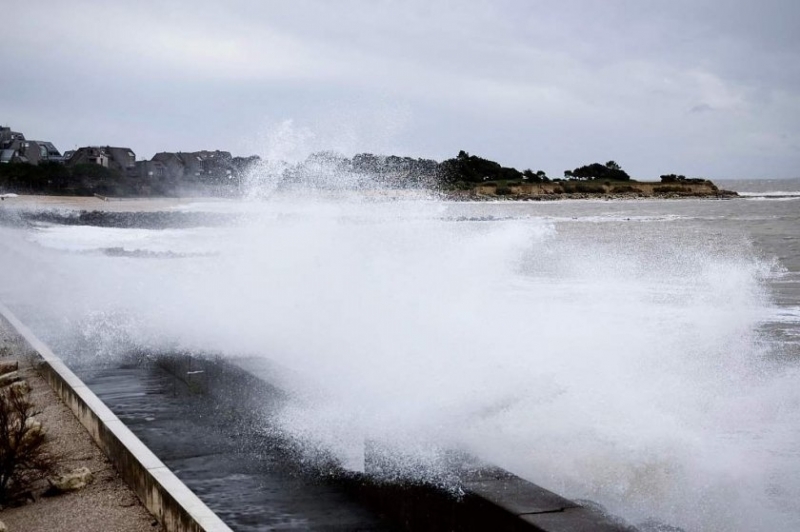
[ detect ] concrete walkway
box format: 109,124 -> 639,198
0,318 -> 163,532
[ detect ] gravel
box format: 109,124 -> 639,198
0,317 -> 164,532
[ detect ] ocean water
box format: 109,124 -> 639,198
0,178 -> 799,531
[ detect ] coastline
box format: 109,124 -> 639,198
0,183 -> 739,213
443,179 -> 737,201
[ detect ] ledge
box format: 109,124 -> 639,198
0,302 -> 232,532
159,354 -> 635,532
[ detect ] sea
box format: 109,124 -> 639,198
0,177 -> 798,531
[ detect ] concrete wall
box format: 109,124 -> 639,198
0,299 -> 638,531
0,302 -> 231,532
157,354 -> 636,532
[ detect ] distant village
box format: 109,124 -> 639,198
0,124 -> 261,196
1,123 -> 727,199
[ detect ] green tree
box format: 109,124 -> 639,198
565,161 -> 630,181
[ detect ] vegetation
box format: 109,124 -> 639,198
659,173 -> 686,183
351,153 -> 438,188
438,150 -> 523,185
0,148 -> 722,198
436,151 -> 551,188
660,173 -> 714,186
610,184 -> 641,194
0,384 -> 54,505
0,159 -> 254,197
653,185 -> 692,194
564,160 -> 630,181
560,181 -> 607,194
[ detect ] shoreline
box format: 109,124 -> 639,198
0,187 -> 740,212
443,190 -> 738,201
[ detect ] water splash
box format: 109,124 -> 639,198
1,167 -> 799,531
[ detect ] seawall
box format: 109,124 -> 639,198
0,302 -> 232,532
0,300 -> 637,531
157,354 -> 636,532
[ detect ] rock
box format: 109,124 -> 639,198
48,467 -> 93,493
0,371 -> 20,387
21,417 -> 44,444
12,416 -> 45,448
0,360 -> 18,375
119,496 -> 138,507
7,380 -> 30,395
0,518 -> 7,531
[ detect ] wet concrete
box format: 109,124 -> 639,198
73,361 -> 395,532
70,354 -> 638,532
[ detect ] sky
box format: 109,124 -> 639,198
2,0 -> 799,179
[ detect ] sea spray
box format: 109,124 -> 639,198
0,178 -> 798,531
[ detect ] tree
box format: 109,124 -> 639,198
565,161 -> 631,181
438,151 -> 526,185
523,169 -> 550,182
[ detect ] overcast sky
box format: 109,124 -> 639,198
2,0 -> 798,179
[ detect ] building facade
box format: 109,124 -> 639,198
0,126 -> 62,165
66,146 -> 136,174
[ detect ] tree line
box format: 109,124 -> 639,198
1,150 -> 701,196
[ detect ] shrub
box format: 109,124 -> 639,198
653,185 -> 690,194
0,384 -> 54,504
562,182 -> 605,194
610,185 -> 641,194
565,160 -> 631,181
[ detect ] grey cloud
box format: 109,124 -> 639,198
1,0 -> 799,178
689,104 -> 714,114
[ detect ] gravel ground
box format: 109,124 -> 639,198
0,318 -> 163,532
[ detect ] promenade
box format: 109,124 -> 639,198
0,317 -> 161,532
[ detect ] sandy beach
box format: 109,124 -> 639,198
0,194 -> 210,213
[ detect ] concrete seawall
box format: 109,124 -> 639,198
0,299 -> 636,531
0,302 -> 232,532
158,354 -> 636,532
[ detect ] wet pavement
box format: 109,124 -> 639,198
73,361 -> 394,532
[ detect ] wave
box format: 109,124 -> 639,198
738,191 -> 800,198
1,192 -> 799,532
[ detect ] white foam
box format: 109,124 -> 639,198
1,185 -> 799,531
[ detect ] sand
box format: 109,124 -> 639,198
0,318 -> 163,532
0,194 -> 206,213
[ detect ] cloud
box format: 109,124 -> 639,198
689,104 -> 714,115
2,0 -> 799,178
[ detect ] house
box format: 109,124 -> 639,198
0,127 -> 62,165
0,127 -> 25,150
151,152 -> 185,179
135,159 -> 167,179
149,150 -> 234,180
66,146 -> 136,175
16,141 -> 63,164
0,126 -> 64,165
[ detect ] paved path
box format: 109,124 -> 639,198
0,317 -> 163,532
